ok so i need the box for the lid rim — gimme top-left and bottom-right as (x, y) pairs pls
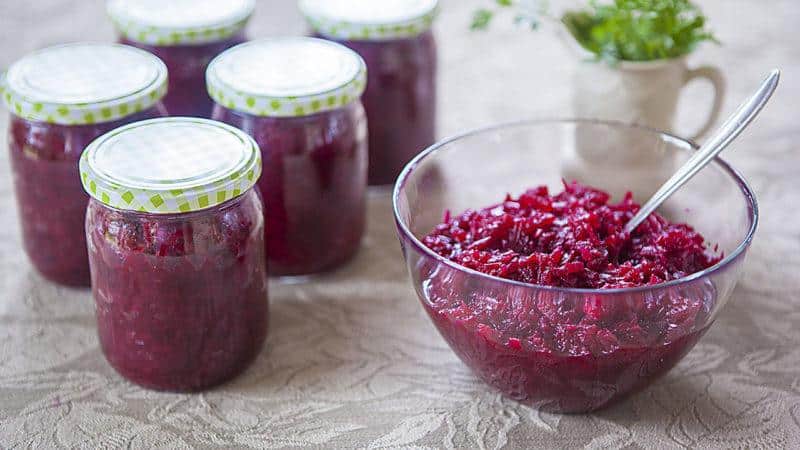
(107, 0), (256, 46)
(80, 117), (262, 214)
(89, 190), (255, 217)
(299, 0), (439, 40)
(206, 37), (368, 118)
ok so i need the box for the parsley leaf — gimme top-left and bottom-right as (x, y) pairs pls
(563, 0), (718, 61)
(471, 8), (496, 30)
(473, 0), (718, 62)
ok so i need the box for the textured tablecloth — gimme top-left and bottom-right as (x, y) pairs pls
(1, 1), (799, 448)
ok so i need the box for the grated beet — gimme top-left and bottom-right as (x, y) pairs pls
(419, 181), (722, 412)
(423, 181), (721, 289)
(86, 191), (268, 391)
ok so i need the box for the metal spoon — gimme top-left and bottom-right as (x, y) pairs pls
(624, 69), (781, 234)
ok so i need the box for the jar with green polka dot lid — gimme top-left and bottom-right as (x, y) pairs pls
(82, 117), (268, 392)
(0, 42), (167, 287)
(299, 0), (439, 186)
(107, 0), (256, 118)
(208, 37), (368, 277)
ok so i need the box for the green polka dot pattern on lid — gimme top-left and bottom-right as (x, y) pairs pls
(299, 0), (439, 41)
(0, 43), (167, 125)
(107, 0), (255, 46)
(80, 118), (262, 214)
(206, 37), (367, 118)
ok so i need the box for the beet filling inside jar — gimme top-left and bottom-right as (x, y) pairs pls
(107, 0), (255, 118)
(80, 118), (268, 391)
(299, 0), (439, 186)
(208, 37), (368, 276)
(0, 43), (167, 287)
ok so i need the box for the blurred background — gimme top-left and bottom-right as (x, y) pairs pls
(1, 0), (795, 141)
(2, 0), (797, 279)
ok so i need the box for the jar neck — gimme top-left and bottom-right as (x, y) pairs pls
(313, 29), (434, 44)
(9, 105), (164, 131)
(89, 187), (259, 220)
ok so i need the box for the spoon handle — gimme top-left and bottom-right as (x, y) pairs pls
(624, 69), (781, 234)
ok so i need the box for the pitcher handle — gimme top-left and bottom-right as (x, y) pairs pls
(685, 66), (726, 141)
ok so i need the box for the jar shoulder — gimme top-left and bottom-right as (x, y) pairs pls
(86, 189), (264, 259)
(7, 109), (163, 161)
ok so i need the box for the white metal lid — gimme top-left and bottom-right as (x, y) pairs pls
(206, 37), (367, 117)
(299, 0), (439, 40)
(80, 117), (262, 214)
(0, 43), (167, 125)
(107, 0), (256, 45)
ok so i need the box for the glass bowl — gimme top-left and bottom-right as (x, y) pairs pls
(392, 119), (758, 413)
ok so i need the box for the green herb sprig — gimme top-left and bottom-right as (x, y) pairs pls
(473, 0), (719, 63)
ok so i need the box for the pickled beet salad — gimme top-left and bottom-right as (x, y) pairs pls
(81, 118), (267, 392)
(87, 193), (268, 391)
(421, 181), (721, 412)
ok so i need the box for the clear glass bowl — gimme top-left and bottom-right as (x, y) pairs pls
(392, 119), (758, 413)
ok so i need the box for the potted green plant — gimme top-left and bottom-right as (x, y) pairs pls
(474, 0), (725, 200)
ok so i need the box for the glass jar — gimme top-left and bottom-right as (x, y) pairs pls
(299, 0), (438, 186)
(1, 43), (168, 287)
(81, 118), (267, 391)
(107, 0), (255, 118)
(208, 38), (368, 276)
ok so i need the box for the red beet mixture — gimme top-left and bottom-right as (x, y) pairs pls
(7, 109), (160, 286)
(419, 181), (721, 412)
(322, 31), (437, 186)
(213, 101), (367, 276)
(87, 191), (268, 391)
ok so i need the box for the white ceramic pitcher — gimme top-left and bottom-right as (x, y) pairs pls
(562, 46), (725, 201)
